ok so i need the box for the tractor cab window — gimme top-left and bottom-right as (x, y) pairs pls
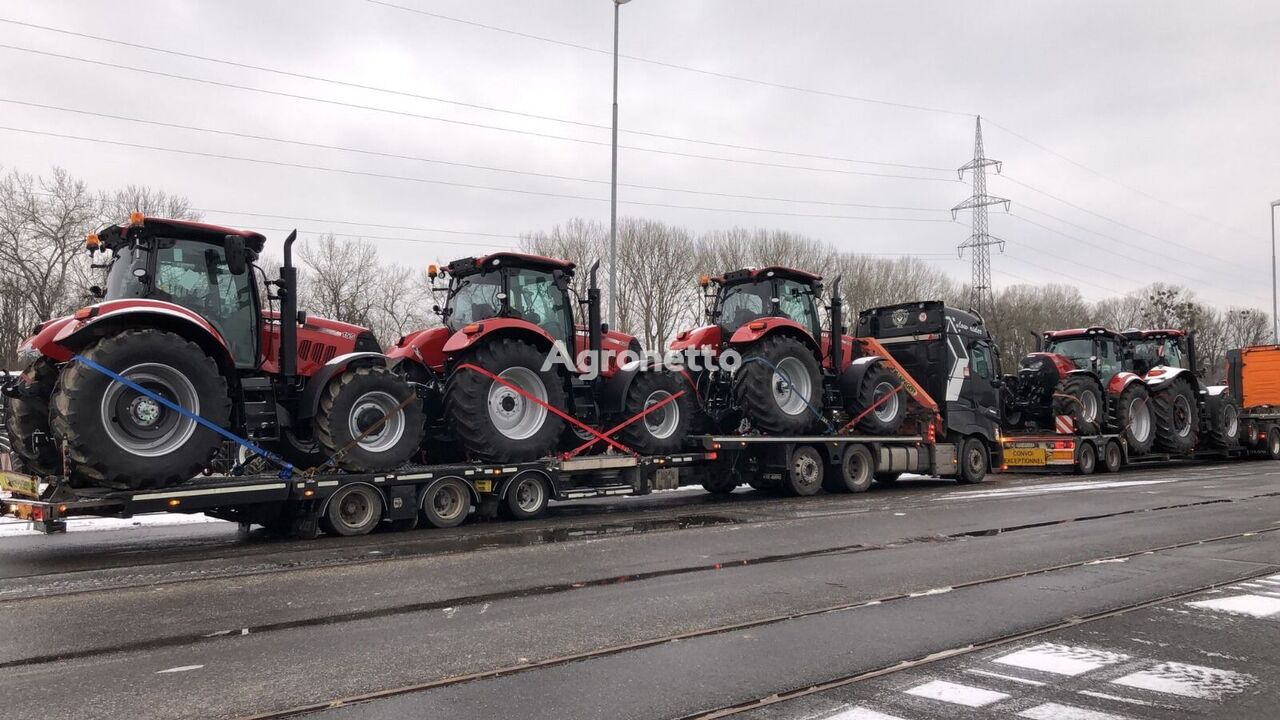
(508, 268), (570, 343)
(1096, 337), (1124, 380)
(152, 239), (257, 367)
(716, 281), (772, 333)
(1132, 338), (1185, 372)
(1045, 337), (1093, 370)
(777, 280), (820, 338)
(446, 271), (503, 331)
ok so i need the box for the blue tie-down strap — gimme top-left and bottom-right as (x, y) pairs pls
(739, 356), (833, 433)
(72, 354), (295, 479)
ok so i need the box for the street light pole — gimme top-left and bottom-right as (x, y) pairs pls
(608, 0), (630, 329)
(1272, 200), (1280, 343)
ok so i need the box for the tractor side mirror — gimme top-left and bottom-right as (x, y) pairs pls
(224, 235), (248, 276)
(88, 285), (104, 299)
(601, 322), (610, 334)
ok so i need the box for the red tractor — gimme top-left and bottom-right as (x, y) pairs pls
(2, 215), (424, 489)
(387, 253), (694, 463)
(1123, 329), (1240, 451)
(670, 266), (917, 437)
(1005, 327), (1153, 454)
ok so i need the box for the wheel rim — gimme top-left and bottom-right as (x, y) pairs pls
(1172, 394), (1193, 437)
(772, 357), (811, 417)
(792, 451), (821, 490)
(488, 367), (548, 440)
(337, 489), (376, 529)
(1128, 397), (1152, 443)
(871, 381), (900, 423)
(431, 483), (465, 521)
(844, 451), (868, 485)
(1080, 390), (1099, 423)
(512, 476), (545, 513)
(1108, 445), (1121, 467)
(100, 362), (200, 457)
(1223, 404), (1239, 437)
(642, 389), (680, 440)
(1081, 448), (1094, 471)
(347, 391), (407, 453)
(1271, 431), (1280, 455)
(967, 445), (984, 474)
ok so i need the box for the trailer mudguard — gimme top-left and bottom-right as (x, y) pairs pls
(297, 352), (388, 419)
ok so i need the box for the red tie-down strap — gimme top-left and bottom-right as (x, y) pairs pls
(456, 363), (686, 460)
(837, 383), (904, 435)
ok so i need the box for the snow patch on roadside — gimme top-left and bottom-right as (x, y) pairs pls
(0, 512), (228, 538)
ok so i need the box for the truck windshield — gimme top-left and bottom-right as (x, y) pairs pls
(446, 271), (503, 331)
(716, 281), (772, 332)
(1045, 337), (1093, 369)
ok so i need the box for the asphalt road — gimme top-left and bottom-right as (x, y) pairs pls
(2, 460), (1279, 720)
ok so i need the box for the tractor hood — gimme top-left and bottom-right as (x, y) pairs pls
(1019, 351), (1076, 380)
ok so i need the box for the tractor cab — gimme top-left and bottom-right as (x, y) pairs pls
(441, 253), (576, 350)
(1123, 329), (1193, 376)
(1038, 327), (1127, 382)
(706, 266), (823, 341)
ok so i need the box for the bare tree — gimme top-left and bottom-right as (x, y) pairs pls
(297, 234), (382, 329)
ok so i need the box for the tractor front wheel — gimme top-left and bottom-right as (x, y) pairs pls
(4, 358), (61, 477)
(315, 365), (426, 472)
(1112, 381), (1154, 456)
(613, 371), (695, 455)
(844, 361), (906, 435)
(733, 335), (822, 435)
(1203, 393), (1241, 449)
(1152, 377), (1198, 454)
(1052, 375), (1103, 435)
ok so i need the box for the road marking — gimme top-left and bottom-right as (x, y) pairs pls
(1018, 702), (1131, 720)
(946, 479), (1172, 500)
(156, 664), (204, 674)
(994, 643), (1129, 676)
(904, 680), (1009, 707)
(1187, 594), (1280, 618)
(823, 708), (908, 720)
(1111, 661), (1254, 699)
(1076, 690), (1156, 707)
(965, 668), (1046, 685)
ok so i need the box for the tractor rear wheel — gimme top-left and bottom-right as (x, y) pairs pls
(50, 329), (230, 489)
(315, 365), (426, 472)
(5, 358), (61, 476)
(613, 370), (695, 455)
(1152, 377), (1198, 454)
(1052, 375), (1103, 435)
(1203, 393), (1241, 449)
(1112, 381), (1154, 456)
(845, 361), (906, 435)
(733, 335), (822, 435)
(444, 338), (566, 462)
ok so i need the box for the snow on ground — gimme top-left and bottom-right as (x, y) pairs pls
(0, 512), (229, 538)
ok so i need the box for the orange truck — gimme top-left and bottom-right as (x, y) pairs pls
(1226, 345), (1280, 456)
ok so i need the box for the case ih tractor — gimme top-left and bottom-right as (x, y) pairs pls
(669, 266), (914, 437)
(1005, 327), (1154, 455)
(2, 215), (424, 489)
(1123, 329), (1239, 451)
(387, 253), (693, 464)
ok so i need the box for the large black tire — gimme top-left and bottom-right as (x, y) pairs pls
(316, 365), (425, 472)
(843, 361), (906, 435)
(319, 484), (384, 537)
(824, 444), (874, 493)
(500, 472), (550, 521)
(4, 359), (61, 476)
(1203, 392), (1241, 449)
(956, 436), (988, 484)
(1052, 374), (1103, 435)
(613, 371), (695, 455)
(444, 338), (566, 463)
(1151, 377), (1198, 454)
(1112, 381), (1154, 456)
(50, 330), (230, 489)
(784, 445), (825, 496)
(702, 469), (740, 495)
(1074, 442), (1096, 476)
(734, 335), (822, 435)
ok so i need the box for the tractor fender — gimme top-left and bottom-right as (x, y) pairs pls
(670, 324), (722, 353)
(839, 355), (884, 396)
(387, 326), (451, 373)
(1143, 365), (1195, 391)
(596, 355), (670, 415)
(52, 302), (235, 373)
(298, 352), (389, 419)
(18, 316), (77, 362)
(727, 317), (814, 348)
(1106, 371), (1142, 395)
(440, 319), (555, 355)
(1205, 384), (1229, 397)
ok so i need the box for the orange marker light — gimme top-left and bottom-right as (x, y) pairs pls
(85, 233), (100, 250)
(698, 274), (711, 287)
(167, 499), (181, 507)
(427, 264), (439, 279)
(128, 211), (145, 226)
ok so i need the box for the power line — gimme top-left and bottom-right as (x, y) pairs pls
(0, 43), (957, 184)
(2, 125), (963, 223)
(191, 208), (523, 240)
(0, 16), (954, 173)
(366, 1), (972, 118)
(1, 98), (951, 213)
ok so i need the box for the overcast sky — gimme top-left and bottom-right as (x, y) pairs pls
(3, 1), (1277, 310)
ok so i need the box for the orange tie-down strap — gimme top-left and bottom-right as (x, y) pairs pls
(456, 363), (686, 460)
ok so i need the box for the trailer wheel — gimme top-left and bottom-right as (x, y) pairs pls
(1101, 441), (1123, 473)
(1074, 443), (1097, 476)
(420, 477), (471, 528)
(826, 444), (874, 493)
(957, 437), (988, 484)
(874, 471), (901, 484)
(320, 484), (384, 536)
(785, 445), (824, 496)
(502, 472), (549, 520)
(702, 470), (740, 495)
(1267, 427), (1280, 460)
(734, 335), (822, 435)
(1152, 377), (1198, 454)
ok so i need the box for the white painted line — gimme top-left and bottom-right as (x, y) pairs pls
(823, 707), (908, 720)
(1188, 594), (1280, 618)
(1111, 661), (1254, 699)
(156, 664), (204, 674)
(1076, 690), (1156, 707)
(946, 479), (1172, 500)
(994, 643), (1129, 676)
(965, 668), (1046, 686)
(904, 680), (1009, 707)
(1019, 702), (1131, 720)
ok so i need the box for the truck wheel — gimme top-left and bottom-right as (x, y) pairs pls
(846, 362), (906, 435)
(785, 445), (824, 496)
(445, 338), (566, 462)
(420, 477), (471, 528)
(614, 371), (695, 455)
(1101, 441), (1123, 472)
(502, 472), (549, 520)
(1112, 382), (1154, 456)
(1267, 427), (1280, 460)
(320, 484), (383, 536)
(4, 358), (61, 476)
(1151, 377), (1198, 454)
(1074, 443), (1096, 475)
(50, 329), (230, 489)
(734, 335), (822, 435)
(957, 437), (988, 484)
(702, 470), (740, 495)
(316, 365), (425, 472)
(874, 471), (901, 484)
(1052, 375), (1103, 435)
(826, 444), (874, 493)
(1204, 393), (1241, 448)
